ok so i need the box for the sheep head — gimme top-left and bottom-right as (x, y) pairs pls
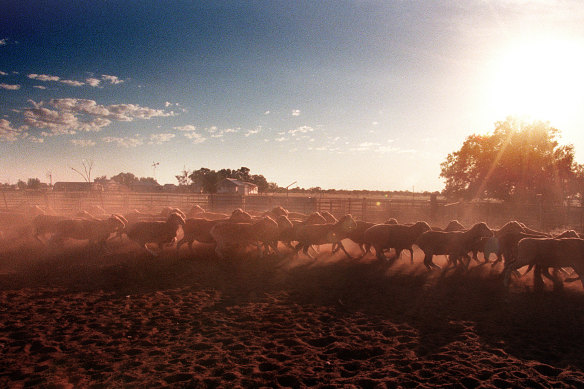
(270, 206), (289, 217)
(276, 215), (294, 233)
(468, 222), (493, 239)
(444, 220), (465, 231)
(336, 214), (357, 233)
(230, 208), (253, 223)
(167, 212), (186, 227)
(107, 214), (127, 232)
(412, 221), (431, 235)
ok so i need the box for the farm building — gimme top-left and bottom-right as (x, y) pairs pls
(52, 182), (101, 192)
(217, 178), (258, 195)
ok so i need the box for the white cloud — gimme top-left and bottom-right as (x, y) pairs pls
(59, 79), (85, 87)
(102, 136), (143, 148)
(33, 85), (46, 90)
(0, 38), (7, 46)
(245, 127), (261, 137)
(27, 136), (45, 143)
(86, 78), (101, 87)
(275, 137), (288, 142)
(0, 70), (7, 76)
(27, 73), (123, 87)
(23, 98), (171, 135)
(174, 124), (196, 132)
(0, 83), (20, 90)
(264, 110), (270, 115)
(292, 109), (301, 116)
(0, 119), (21, 141)
(28, 74), (60, 82)
(183, 132), (206, 144)
(101, 74), (123, 84)
(149, 133), (175, 144)
(71, 139), (96, 147)
(288, 125), (314, 135)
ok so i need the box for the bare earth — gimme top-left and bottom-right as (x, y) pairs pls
(1, 239), (583, 388)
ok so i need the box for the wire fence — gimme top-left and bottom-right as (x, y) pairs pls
(1, 190), (583, 232)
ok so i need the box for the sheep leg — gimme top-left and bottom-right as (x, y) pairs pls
(303, 244), (317, 260)
(462, 253), (472, 269)
(331, 242), (339, 253)
(533, 265), (545, 291)
(542, 267), (564, 291)
(176, 237), (187, 255)
(358, 243), (372, 259)
(374, 245), (387, 261)
(423, 253), (440, 271)
(408, 248), (414, 264)
(142, 243), (159, 257)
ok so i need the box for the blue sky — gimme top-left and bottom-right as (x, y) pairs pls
(1, 1), (584, 191)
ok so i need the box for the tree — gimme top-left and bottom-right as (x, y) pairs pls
(440, 118), (582, 203)
(111, 172), (139, 188)
(139, 177), (159, 185)
(94, 175), (108, 185)
(175, 168), (190, 187)
(27, 178), (42, 190)
(71, 159), (94, 183)
(189, 168), (221, 193)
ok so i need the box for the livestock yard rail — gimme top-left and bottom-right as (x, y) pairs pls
(1, 190), (583, 231)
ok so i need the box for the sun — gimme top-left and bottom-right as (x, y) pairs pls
(486, 38), (584, 132)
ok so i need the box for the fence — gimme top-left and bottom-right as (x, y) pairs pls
(2, 190), (583, 232)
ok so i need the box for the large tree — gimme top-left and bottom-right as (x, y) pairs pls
(440, 118), (583, 202)
(187, 166), (274, 193)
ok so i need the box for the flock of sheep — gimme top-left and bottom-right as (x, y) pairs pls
(3, 204), (584, 292)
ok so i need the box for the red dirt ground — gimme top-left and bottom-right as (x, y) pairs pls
(1, 238), (583, 388)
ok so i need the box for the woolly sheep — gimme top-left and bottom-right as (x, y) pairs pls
(210, 216), (281, 259)
(126, 212), (186, 256)
(363, 221), (431, 263)
(48, 215), (126, 251)
(503, 237), (584, 291)
(293, 214), (357, 259)
(415, 222), (493, 270)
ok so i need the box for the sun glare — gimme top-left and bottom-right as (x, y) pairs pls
(487, 38), (584, 135)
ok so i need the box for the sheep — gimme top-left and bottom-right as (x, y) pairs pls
(32, 214), (68, 243)
(503, 237), (584, 291)
(321, 211), (338, 223)
(187, 204), (206, 218)
(48, 215), (126, 252)
(385, 218), (398, 225)
(513, 229), (580, 279)
(210, 216), (281, 259)
(444, 220), (465, 232)
(333, 220), (377, 258)
(126, 211), (186, 256)
(362, 221), (431, 263)
(176, 209), (253, 254)
(160, 206), (186, 219)
(278, 212), (327, 252)
(293, 214), (357, 260)
(415, 222), (494, 271)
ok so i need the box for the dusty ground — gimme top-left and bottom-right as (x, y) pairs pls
(1, 238), (583, 388)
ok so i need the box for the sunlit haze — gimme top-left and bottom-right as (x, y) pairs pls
(1, 1), (584, 191)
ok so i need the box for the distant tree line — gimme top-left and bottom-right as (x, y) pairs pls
(175, 166), (274, 193)
(5, 117), (584, 203)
